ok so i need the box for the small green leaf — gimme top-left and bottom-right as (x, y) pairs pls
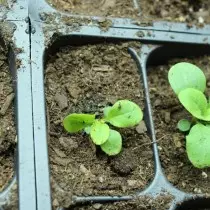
(103, 106), (112, 118)
(168, 62), (206, 95)
(63, 114), (95, 133)
(100, 129), (122, 156)
(84, 126), (91, 134)
(205, 123), (210, 128)
(186, 124), (210, 168)
(90, 120), (110, 145)
(178, 88), (210, 121)
(105, 100), (143, 128)
(177, 119), (191, 132)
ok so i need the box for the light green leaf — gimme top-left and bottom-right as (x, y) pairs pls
(177, 119), (191, 132)
(100, 129), (122, 156)
(90, 120), (110, 145)
(105, 100), (143, 128)
(178, 88), (210, 121)
(205, 123), (210, 128)
(168, 62), (206, 95)
(186, 124), (210, 168)
(84, 126), (91, 134)
(63, 114), (95, 133)
(103, 106), (112, 118)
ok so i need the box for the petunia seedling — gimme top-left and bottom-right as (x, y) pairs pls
(168, 62), (210, 168)
(63, 100), (143, 156)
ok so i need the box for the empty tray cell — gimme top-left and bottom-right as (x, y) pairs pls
(46, 0), (140, 18)
(67, 194), (173, 210)
(0, 44), (16, 193)
(147, 44), (210, 194)
(45, 39), (154, 208)
(175, 197), (210, 210)
(139, 0), (210, 25)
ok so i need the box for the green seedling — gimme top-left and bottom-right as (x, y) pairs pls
(177, 119), (191, 132)
(63, 100), (143, 156)
(168, 62), (210, 168)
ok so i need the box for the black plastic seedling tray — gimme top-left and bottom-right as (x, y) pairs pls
(0, 0), (210, 209)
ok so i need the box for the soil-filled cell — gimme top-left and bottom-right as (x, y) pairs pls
(47, 0), (140, 18)
(0, 44), (16, 192)
(148, 53), (210, 194)
(45, 41), (154, 208)
(140, 0), (210, 26)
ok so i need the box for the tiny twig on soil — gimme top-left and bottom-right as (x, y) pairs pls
(47, 107), (50, 134)
(79, 177), (84, 194)
(49, 132), (60, 137)
(0, 93), (15, 116)
(132, 134), (170, 151)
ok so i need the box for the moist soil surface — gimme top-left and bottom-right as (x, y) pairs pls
(69, 194), (174, 210)
(148, 55), (210, 194)
(0, 46), (16, 192)
(45, 42), (154, 208)
(47, 0), (140, 18)
(140, 0), (210, 26)
(47, 0), (210, 26)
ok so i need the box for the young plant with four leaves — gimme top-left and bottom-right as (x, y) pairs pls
(168, 62), (210, 168)
(63, 100), (143, 156)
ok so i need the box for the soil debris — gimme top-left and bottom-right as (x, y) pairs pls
(47, 0), (140, 18)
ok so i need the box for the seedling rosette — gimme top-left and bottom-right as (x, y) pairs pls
(168, 62), (210, 168)
(63, 100), (143, 156)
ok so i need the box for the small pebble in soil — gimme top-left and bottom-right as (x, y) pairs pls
(66, 84), (81, 99)
(194, 188), (202, 194)
(198, 16), (204, 24)
(173, 134), (182, 148)
(59, 137), (79, 151)
(98, 176), (104, 183)
(53, 198), (59, 207)
(202, 171), (208, 179)
(93, 203), (102, 210)
(54, 93), (68, 110)
(182, 182), (186, 188)
(164, 112), (171, 123)
(154, 98), (161, 107)
(136, 121), (147, 134)
(53, 148), (66, 158)
(127, 179), (144, 188)
(79, 164), (95, 179)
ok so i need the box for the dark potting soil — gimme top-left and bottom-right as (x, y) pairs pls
(0, 46), (16, 192)
(69, 194), (174, 210)
(148, 55), (210, 194)
(47, 0), (140, 18)
(45, 42), (154, 208)
(140, 0), (210, 26)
